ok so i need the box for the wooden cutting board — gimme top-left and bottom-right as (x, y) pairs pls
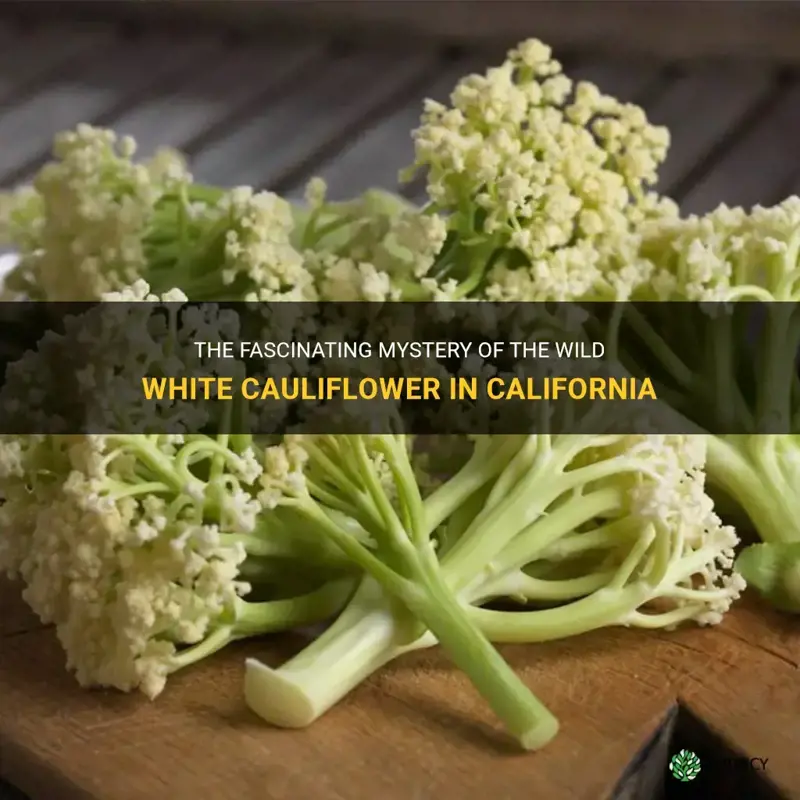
(0, 578), (798, 800)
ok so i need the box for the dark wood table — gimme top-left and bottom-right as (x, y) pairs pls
(1, 578), (799, 799)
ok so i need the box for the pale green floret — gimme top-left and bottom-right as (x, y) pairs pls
(398, 38), (678, 301)
(620, 197), (800, 612)
(0, 38), (680, 307)
(0, 126), (317, 302)
(0, 431), (358, 699)
(0, 125), (215, 300)
(244, 433), (743, 748)
(0, 126), (450, 303)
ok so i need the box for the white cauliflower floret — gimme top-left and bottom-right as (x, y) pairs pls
(0, 280), (246, 438)
(5, 433), (352, 698)
(313, 254), (398, 302)
(0, 125), (190, 300)
(403, 38), (677, 301)
(637, 196), (800, 301)
(0, 126), (316, 303)
(103, 279), (188, 304)
(0, 435), (68, 577)
(219, 187), (317, 301)
(578, 435), (745, 628)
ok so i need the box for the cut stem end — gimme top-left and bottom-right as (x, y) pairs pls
(518, 712), (560, 751)
(244, 658), (320, 729)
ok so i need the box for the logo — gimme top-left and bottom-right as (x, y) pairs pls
(669, 749), (702, 782)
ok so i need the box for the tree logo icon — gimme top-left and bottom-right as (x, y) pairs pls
(669, 749), (702, 781)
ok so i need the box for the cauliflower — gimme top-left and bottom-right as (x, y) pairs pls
(609, 196), (800, 612)
(399, 38), (678, 301)
(243, 432), (743, 750)
(0, 126), (320, 302)
(0, 37), (769, 757)
(0, 431), (357, 698)
(0, 125), (195, 300)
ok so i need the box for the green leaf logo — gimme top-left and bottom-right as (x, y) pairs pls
(669, 749), (702, 782)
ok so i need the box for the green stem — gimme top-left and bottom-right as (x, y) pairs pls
(422, 437), (521, 534)
(486, 487), (623, 580)
(401, 557), (559, 750)
(439, 447), (635, 595)
(755, 304), (799, 430)
(347, 437), (419, 572)
(438, 462), (568, 587)
(244, 577), (423, 727)
(233, 578), (355, 637)
(534, 520), (638, 561)
(623, 306), (695, 389)
(706, 435), (800, 543)
(227, 530), (342, 568)
(708, 309), (750, 431)
(308, 213), (358, 249)
(469, 582), (652, 642)
(168, 579), (354, 673)
(293, 498), (410, 595)
(451, 239), (501, 298)
(608, 525), (657, 589)
(379, 436), (425, 544)
(243, 510), (362, 570)
(107, 480), (171, 499)
(109, 436), (184, 491)
(480, 569), (616, 602)
(169, 625), (236, 671)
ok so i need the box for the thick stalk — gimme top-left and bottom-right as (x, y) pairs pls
(402, 557), (559, 750)
(244, 578), (426, 727)
(244, 489), (620, 732)
(245, 575), (655, 732)
(248, 553), (563, 750)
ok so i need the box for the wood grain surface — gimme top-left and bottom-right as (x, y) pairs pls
(0, 16), (796, 215)
(1, 580), (798, 800)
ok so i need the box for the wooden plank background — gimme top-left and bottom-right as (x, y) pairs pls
(0, 13), (795, 208)
(18, 0), (800, 64)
